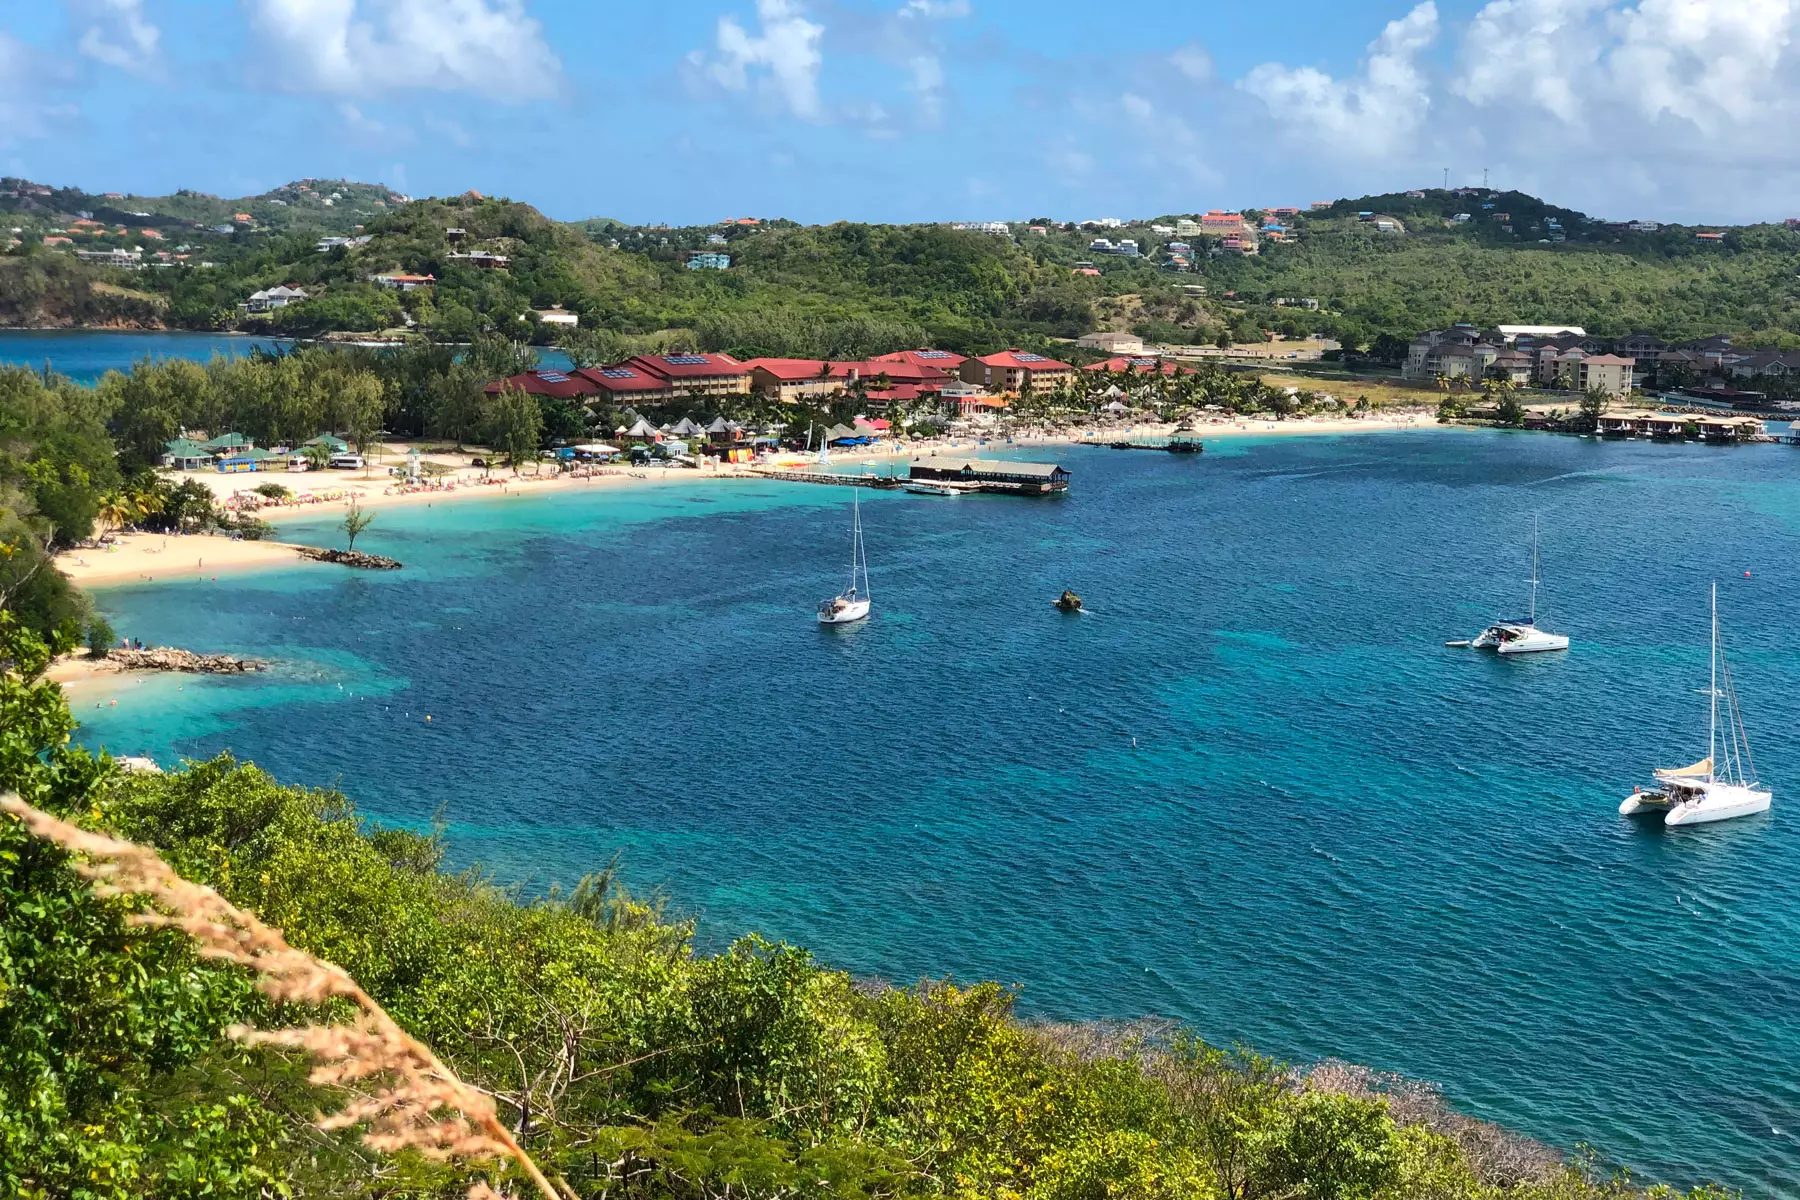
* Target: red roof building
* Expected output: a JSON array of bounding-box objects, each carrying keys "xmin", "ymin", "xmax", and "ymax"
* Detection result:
[
  {"xmin": 744, "ymin": 357, "xmax": 955, "ymax": 403},
  {"xmin": 482, "ymin": 369, "xmax": 600, "ymax": 400},
  {"xmin": 1083, "ymin": 356, "xmax": 1190, "ymax": 376},
  {"xmin": 622, "ymin": 353, "xmax": 751, "ymax": 397},
  {"xmin": 570, "ymin": 365, "xmax": 678, "ymax": 403},
  {"xmin": 959, "ymin": 350, "xmax": 1075, "ymax": 393},
  {"xmin": 871, "ymin": 348, "xmax": 968, "ymax": 371}
]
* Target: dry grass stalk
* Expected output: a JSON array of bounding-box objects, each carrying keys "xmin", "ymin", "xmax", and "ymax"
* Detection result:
[{"xmin": 0, "ymin": 793, "xmax": 560, "ymax": 1200}]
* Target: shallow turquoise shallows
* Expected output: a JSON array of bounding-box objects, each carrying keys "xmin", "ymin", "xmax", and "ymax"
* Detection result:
[
  {"xmin": 75, "ymin": 432, "xmax": 1800, "ymax": 1191},
  {"xmin": 0, "ymin": 330, "xmax": 289, "ymax": 383},
  {"xmin": 0, "ymin": 329, "xmax": 573, "ymax": 384}
]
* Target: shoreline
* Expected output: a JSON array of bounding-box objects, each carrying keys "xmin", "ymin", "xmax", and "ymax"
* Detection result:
[{"xmin": 57, "ymin": 415, "xmax": 1442, "ymax": 588}]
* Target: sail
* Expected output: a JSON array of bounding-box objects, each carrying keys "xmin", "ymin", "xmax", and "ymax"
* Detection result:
[{"xmin": 1656, "ymin": 757, "xmax": 1713, "ymax": 778}]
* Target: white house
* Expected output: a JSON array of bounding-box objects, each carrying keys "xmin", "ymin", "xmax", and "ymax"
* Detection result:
[
  {"xmin": 535, "ymin": 307, "xmax": 579, "ymax": 327},
  {"xmin": 242, "ymin": 285, "xmax": 308, "ymax": 313}
]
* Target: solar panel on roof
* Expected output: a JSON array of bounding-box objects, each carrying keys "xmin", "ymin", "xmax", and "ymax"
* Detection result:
[
  {"xmin": 915, "ymin": 350, "xmax": 951, "ymax": 359},
  {"xmin": 664, "ymin": 354, "xmax": 711, "ymax": 366},
  {"xmin": 1014, "ymin": 353, "xmax": 1046, "ymax": 363},
  {"xmin": 537, "ymin": 371, "xmax": 569, "ymax": 383},
  {"xmin": 601, "ymin": 368, "xmax": 637, "ymax": 379}
]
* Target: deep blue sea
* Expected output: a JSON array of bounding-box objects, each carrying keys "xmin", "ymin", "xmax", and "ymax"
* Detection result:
[
  {"xmin": 72, "ymin": 431, "xmax": 1800, "ymax": 1191},
  {"xmin": 0, "ymin": 329, "xmax": 570, "ymax": 384}
]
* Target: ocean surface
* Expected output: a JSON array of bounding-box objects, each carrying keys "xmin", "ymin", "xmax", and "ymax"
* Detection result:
[
  {"xmin": 0, "ymin": 329, "xmax": 570, "ymax": 384},
  {"xmin": 72, "ymin": 431, "xmax": 1800, "ymax": 1191}
]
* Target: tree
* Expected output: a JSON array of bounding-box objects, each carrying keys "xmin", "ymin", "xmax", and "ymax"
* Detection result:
[
  {"xmin": 488, "ymin": 386, "xmax": 544, "ymax": 473},
  {"xmin": 1578, "ymin": 384, "xmax": 1611, "ymax": 432},
  {"xmin": 1496, "ymin": 390, "xmax": 1526, "ymax": 427},
  {"xmin": 302, "ymin": 442, "xmax": 333, "ymax": 471},
  {"xmin": 340, "ymin": 496, "xmax": 375, "ymax": 551}
]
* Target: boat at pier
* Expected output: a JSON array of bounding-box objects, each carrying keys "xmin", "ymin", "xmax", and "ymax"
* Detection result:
[
  {"xmin": 1621, "ymin": 584, "xmax": 1770, "ymax": 826},
  {"xmin": 817, "ymin": 490, "xmax": 872, "ymax": 625},
  {"xmin": 903, "ymin": 480, "xmax": 972, "ymax": 496}
]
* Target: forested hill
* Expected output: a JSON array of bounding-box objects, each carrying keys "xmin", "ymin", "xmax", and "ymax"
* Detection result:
[{"xmin": 6, "ymin": 180, "xmax": 1800, "ymax": 353}]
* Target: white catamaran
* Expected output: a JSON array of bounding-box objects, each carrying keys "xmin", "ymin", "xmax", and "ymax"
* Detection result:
[
  {"xmin": 817, "ymin": 489, "xmax": 872, "ymax": 625},
  {"xmin": 1621, "ymin": 584, "xmax": 1770, "ymax": 826},
  {"xmin": 1464, "ymin": 517, "xmax": 1570, "ymax": 654}
]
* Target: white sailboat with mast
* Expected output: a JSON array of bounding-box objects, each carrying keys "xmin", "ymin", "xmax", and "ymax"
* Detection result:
[
  {"xmin": 1621, "ymin": 584, "xmax": 1770, "ymax": 826},
  {"xmin": 817, "ymin": 489, "xmax": 872, "ymax": 625},
  {"xmin": 1464, "ymin": 516, "xmax": 1570, "ymax": 654}
]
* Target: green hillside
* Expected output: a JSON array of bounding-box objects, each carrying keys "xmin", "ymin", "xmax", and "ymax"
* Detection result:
[{"xmin": 7, "ymin": 181, "xmax": 1800, "ymax": 353}]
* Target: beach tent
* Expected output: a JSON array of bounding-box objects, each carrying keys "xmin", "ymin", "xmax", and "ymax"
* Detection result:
[
  {"xmin": 571, "ymin": 443, "xmax": 619, "ymax": 455},
  {"xmin": 670, "ymin": 417, "xmax": 705, "ymax": 437},
  {"xmin": 623, "ymin": 418, "xmax": 660, "ymax": 441}
]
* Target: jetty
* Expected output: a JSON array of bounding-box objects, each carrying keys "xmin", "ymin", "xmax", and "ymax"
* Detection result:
[
  {"xmin": 754, "ymin": 468, "xmax": 902, "ymax": 489},
  {"xmin": 1079, "ymin": 437, "xmax": 1204, "ymax": 453}
]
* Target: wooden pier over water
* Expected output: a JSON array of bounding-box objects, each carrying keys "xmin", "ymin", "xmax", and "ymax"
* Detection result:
[
  {"xmin": 753, "ymin": 468, "xmax": 902, "ymax": 489},
  {"xmin": 1077, "ymin": 437, "xmax": 1205, "ymax": 454}
]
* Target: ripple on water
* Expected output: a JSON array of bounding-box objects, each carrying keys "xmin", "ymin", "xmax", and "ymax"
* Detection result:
[{"xmin": 75, "ymin": 433, "xmax": 1800, "ymax": 1191}]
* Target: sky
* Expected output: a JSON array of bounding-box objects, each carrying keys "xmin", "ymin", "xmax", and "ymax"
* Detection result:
[{"xmin": 2, "ymin": 0, "xmax": 1798, "ymax": 227}]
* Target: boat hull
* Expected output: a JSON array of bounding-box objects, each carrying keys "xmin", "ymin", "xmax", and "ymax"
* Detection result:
[
  {"xmin": 818, "ymin": 598, "xmax": 871, "ymax": 625},
  {"xmin": 1620, "ymin": 786, "xmax": 1770, "ymax": 824},
  {"xmin": 1496, "ymin": 632, "xmax": 1570, "ymax": 654}
]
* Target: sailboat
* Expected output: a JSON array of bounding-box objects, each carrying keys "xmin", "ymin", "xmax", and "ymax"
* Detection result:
[
  {"xmin": 1466, "ymin": 516, "xmax": 1570, "ymax": 654},
  {"xmin": 817, "ymin": 489, "xmax": 871, "ymax": 625},
  {"xmin": 1621, "ymin": 584, "xmax": 1770, "ymax": 826}
]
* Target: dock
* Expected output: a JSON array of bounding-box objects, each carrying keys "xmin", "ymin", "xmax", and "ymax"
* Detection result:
[
  {"xmin": 1078, "ymin": 437, "xmax": 1204, "ymax": 453},
  {"xmin": 754, "ymin": 468, "xmax": 902, "ymax": 489}
]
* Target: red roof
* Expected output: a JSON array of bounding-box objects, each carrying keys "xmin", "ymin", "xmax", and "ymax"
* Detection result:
[
  {"xmin": 1084, "ymin": 356, "xmax": 1189, "ymax": 376},
  {"xmin": 1074, "ymin": 267, "xmax": 1101, "ymax": 276},
  {"xmin": 872, "ymin": 348, "xmax": 967, "ymax": 369},
  {"xmin": 857, "ymin": 360, "xmax": 952, "ymax": 385},
  {"xmin": 743, "ymin": 358, "xmax": 851, "ymax": 382},
  {"xmin": 571, "ymin": 366, "xmax": 678, "ymax": 395},
  {"xmin": 975, "ymin": 350, "xmax": 1073, "ymax": 371},
  {"xmin": 626, "ymin": 352, "xmax": 747, "ymax": 380},
  {"xmin": 482, "ymin": 370, "xmax": 599, "ymax": 399}
]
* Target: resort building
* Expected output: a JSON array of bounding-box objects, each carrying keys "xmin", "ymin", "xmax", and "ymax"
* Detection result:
[
  {"xmin": 620, "ymin": 353, "xmax": 751, "ymax": 398},
  {"xmin": 483, "ymin": 369, "xmax": 601, "ymax": 401},
  {"xmin": 959, "ymin": 350, "xmax": 1075, "ymax": 393},
  {"xmin": 872, "ymin": 348, "xmax": 969, "ymax": 371},
  {"xmin": 1084, "ymin": 356, "xmax": 1190, "ymax": 377},
  {"xmin": 744, "ymin": 357, "xmax": 957, "ymax": 404},
  {"xmin": 242, "ymin": 285, "xmax": 308, "ymax": 313},
  {"xmin": 1075, "ymin": 332, "xmax": 1145, "ymax": 354},
  {"xmin": 372, "ymin": 272, "xmax": 435, "ymax": 291},
  {"xmin": 570, "ymin": 365, "xmax": 677, "ymax": 405},
  {"xmin": 534, "ymin": 307, "xmax": 579, "ymax": 327}
]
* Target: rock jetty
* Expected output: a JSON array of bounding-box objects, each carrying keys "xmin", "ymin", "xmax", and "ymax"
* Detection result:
[
  {"xmin": 104, "ymin": 648, "xmax": 268, "ymax": 674},
  {"xmin": 296, "ymin": 547, "xmax": 403, "ymax": 570}
]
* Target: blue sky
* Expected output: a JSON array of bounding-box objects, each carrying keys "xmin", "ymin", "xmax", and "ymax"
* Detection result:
[{"xmin": 3, "ymin": 0, "xmax": 1797, "ymax": 226}]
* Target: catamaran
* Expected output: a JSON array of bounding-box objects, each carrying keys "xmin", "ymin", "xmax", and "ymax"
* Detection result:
[
  {"xmin": 817, "ymin": 489, "xmax": 872, "ymax": 625},
  {"xmin": 1462, "ymin": 517, "xmax": 1570, "ymax": 654},
  {"xmin": 1621, "ymin": 584, "xmax": 1770, "ymax": 826}
]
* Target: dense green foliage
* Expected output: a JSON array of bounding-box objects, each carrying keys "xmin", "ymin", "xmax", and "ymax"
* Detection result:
[
  {"xmin": 0, "ymin": 616, "xmax": 1740, "ymax": 1199},
  {"xmin": 12, "ymin": 181, "xmax": 1800, "ymax": 354}
]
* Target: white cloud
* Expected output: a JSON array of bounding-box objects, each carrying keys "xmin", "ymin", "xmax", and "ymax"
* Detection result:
[
  {"xmin": 1240, "ymin": 2, "xmax": 1439, "ymax": 155},
  {"xmin": 246, "ymin": 0, "xmax": 561, "ymax": 101},
  {"xmin": 898, "ymin": 0, "xmax": 971, "ymax": 18},
  {"xmin": 701, "ymin": 0, "xmax": 826, "ymax": 120},
  {"xmin": 73, "ymin": 0, "xmax": 161, "ymax": 72},
  {"xmin": 1170, "ymin": 44, "xmax": 1214, "ymax": 83},
  {"xmin": 0, "ymin": 34, "xmax": 78, "ymax": 146}
]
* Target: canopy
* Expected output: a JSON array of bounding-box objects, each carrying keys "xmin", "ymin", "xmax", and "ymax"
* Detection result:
[
  {"xmin": 670, "ymin": 417, "xmax": 705, "ymax": 436},
  {"xmin": 1657, "ymin": 757, "xmax": 1713, "ymax": 779},
  {"xmin": 571, "ymin": 443, "xmax": 619, "ymax": 453},
  {"xmin": 624, "ymin": 418, "xmax": 660, "ymax": 438},
  {"xmin": 705, "ymin": 416, "xmax": 735, "ymax": 433}
]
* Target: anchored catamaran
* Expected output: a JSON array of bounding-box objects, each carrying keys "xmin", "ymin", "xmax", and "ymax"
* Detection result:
[
  {"xmin": 817, "ymin": 489, "xmax": 872, "ymax": 625},
  {"xmin": 1465, "ymin": 516, "xmax": 1570, "ymax": 654},
  {"xmin": 1621, "ymin": 584, "xmax": 1770, "ymax": 826}
]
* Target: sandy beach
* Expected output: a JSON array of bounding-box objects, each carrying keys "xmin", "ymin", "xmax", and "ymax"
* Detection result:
[{"xmin": 54, "ymin": 415, "xmax": 1438, "ymax": 586}]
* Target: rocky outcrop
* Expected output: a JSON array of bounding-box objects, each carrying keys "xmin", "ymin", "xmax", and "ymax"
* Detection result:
[
  {"xmin": 296, "ymin": 547, "xmax": 403, "ymax": 570},
  {"xmin": 104, "ymin": 648, "xmax": 268, "ymax": 674}
]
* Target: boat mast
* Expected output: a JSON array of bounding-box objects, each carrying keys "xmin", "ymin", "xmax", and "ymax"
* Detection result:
[
  {"xmin": 1709, "ymin": 582, "xmax": 1718, "ymax": 783},
  {"xmin": 1529, "ymin": 514, "xmax": 1541, "ymax": 625}
]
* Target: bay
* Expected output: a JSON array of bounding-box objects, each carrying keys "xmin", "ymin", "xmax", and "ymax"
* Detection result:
[
  {"xmin": 72, "ymin": 430, "xmax": 1800, "ymax": 1191},
  {"xmin": 0, "ymin": 329, "xmax": 570, "ymax": 384}
]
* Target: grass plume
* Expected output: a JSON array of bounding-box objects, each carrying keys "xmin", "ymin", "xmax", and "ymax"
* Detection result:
[{"xmin": 0, "ymin": 792, "xmax": 559, "ymax": 1200}]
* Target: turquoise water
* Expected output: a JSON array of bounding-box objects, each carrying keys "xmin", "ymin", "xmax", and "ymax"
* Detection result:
[
  {"xmin": 73, "ymin": 432, "xmax": 1800, "ymax": 1191},
  {"xmin": 0, "ymin": 330, "xmax": 569, "ymax": 384},
  {"xmin": 0, "ymin": 330, "xmax": 288, "ymax": 384}
]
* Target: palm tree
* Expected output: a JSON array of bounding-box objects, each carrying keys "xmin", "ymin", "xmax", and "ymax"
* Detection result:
[
  {"xmin": 302, "ymin": 442, "xmax": 333, "ymax": 471},
  {"xmin": 97, "ymin": 493, "xmax": 137, "ymax": 536}
]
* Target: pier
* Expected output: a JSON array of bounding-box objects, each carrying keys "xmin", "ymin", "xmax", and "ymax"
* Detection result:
[
  {"xmin": 1078, "ymin": 437, "xmax": 1204, "ymax": 453},
  {"xmin": 754, "ymin": 468, "xmax": 902, "ymax": 489}
]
